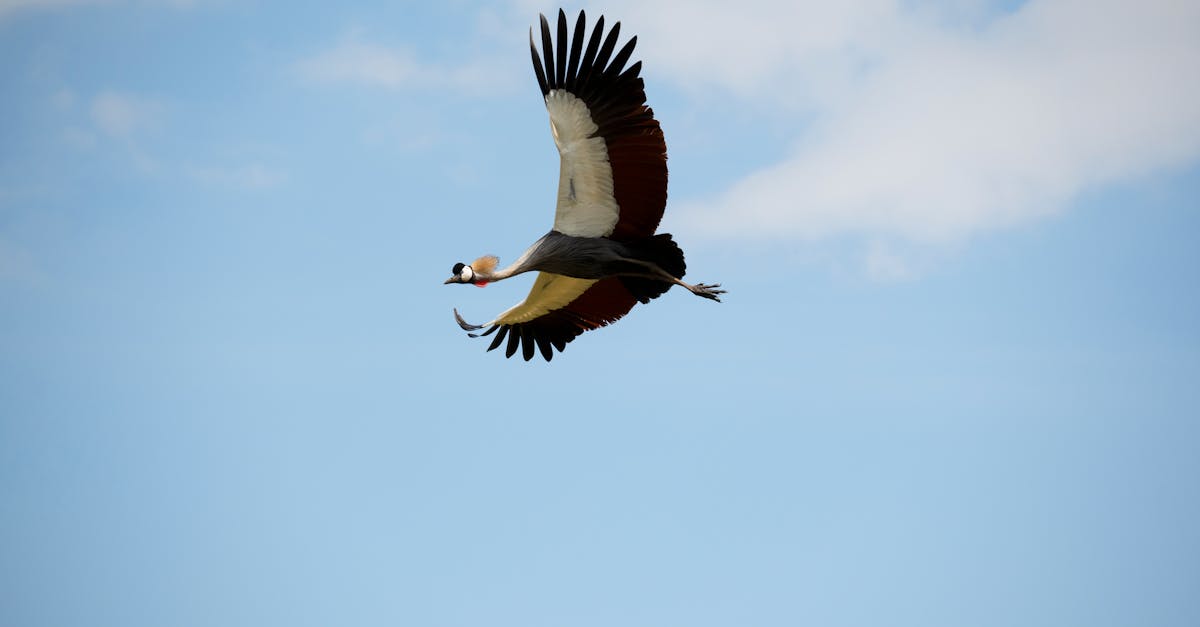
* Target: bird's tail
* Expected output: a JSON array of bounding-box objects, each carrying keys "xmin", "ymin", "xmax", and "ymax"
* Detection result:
[{"xmin": 621, "ymin": 233, "xmax": 686, "ymax": 304}]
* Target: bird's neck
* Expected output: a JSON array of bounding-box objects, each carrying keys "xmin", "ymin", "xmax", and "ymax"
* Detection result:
[
  {"xmin": 485, "ymin": 264, "xmax": 522, "ymax": 282},
  {"xmin": 485, "ymin": 238, "xmax": 545, "ymax": 282}
]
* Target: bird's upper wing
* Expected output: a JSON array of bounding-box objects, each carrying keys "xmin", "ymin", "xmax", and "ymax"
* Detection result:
[
  {"xmin": 531, "ymin": 10, "xmax": 668, "ymax": 241},
  {"xmin": 467, "ymin": 273, "xmax": 637, "ymax": 362}
]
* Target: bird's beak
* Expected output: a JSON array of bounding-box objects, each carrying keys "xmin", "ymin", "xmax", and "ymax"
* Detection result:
[{"xmin": 443, "ymin": 277, "xmax": 458, "ymax": 285}]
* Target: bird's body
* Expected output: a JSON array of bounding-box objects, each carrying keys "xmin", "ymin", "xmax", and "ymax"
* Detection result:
[{"xmin": 446, "ymin": 9, "xmax": 723, "ymax": 361}]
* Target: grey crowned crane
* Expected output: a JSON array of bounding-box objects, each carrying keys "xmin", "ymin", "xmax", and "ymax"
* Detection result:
[{"xmin": 446, "ymin": 9, "xmax": 723, "ymax": 361}]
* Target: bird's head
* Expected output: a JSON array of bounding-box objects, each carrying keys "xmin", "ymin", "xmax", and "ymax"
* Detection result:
[{"xmin": 444, "ymin": 255, "xmax": 498, "ymax": 287}]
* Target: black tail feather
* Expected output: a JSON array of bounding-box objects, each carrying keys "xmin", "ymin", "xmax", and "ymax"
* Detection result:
[{"xmin": 620, "ymin": 233, "xmax": 685, "ymax": 304}]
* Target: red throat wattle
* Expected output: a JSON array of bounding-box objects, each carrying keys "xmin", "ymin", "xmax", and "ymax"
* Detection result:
[{"xmin": 474, "ymin": 281, "xmax": 488, "ymax": 288}]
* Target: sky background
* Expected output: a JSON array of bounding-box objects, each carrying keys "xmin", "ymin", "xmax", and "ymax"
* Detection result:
[{"xmin": 2, "ymin": 1, "xmax": 1198, "ymax": 626}]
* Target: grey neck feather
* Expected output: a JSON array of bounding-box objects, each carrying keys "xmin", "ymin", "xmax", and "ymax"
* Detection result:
[{"xmin": 488, "ymin": 231, "xmax": 634, "ymax": 282}]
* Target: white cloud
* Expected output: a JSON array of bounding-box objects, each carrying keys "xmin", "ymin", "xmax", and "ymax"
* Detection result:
[
  {"xmin": 90, "ymin": 90, "xmax": 161, "ymax": 138},
  {"xmin": 298, "ymin": 40, "xmax": 421, "ymax": 88},
  {"xmin": 524, "ymin": 1, "xmax": 1200, "ymax": 255},
  {"xmin": 296, "ymin": 34, "xmax": 516, "ymax": 95},
  {"xmin": 74, "ymin": 89, "xmax": 283, "ymax": 189}
]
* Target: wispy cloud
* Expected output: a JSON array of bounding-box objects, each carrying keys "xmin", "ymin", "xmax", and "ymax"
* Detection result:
[
  {"xmin": 0, "ymin": 0, "xmax": 200, "ymax": 19},
  {"xmin": 186, "ymin": 162, "xmax": 287, "ymax": 190},
  {"xmin": 59, "ymin": 88, "xmax": 285, "ymax": 190},
  {"xmin": 863, "ymin": 241, "xmax": 919, "ymax": 282},
  {"xmin": 551, "ymin": 0, "xmax": 1199, "ymax": 255},
  {"xmin": 0, "ymin": 0, "xmax": 102, "ymax": 19},
  {"xmin": 89, "ymin": 90, "xmax": 162, "ymax": 138},
  {"xmin": 298, "ymin": 40, "xmax": 422, "ymax": 88},
  {"xmin": 0, "ymin": 236, "xmax": 41, "ymax": 285},
  {"xmin": 296, "ymin": 32, "xmax": 516, "ymax": 95}
]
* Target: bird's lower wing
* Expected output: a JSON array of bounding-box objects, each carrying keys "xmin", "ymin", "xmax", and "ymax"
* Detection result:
[
  {"xmin": 465, "ymin": 273, "xmax": 637, "ymax": 361},
  {"xmin": 494, "ymin": 272, "xmax": 597, "ymax": 326}
]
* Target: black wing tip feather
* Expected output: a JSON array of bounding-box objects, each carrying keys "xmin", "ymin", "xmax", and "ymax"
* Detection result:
[
  {"xmin": 473, "ymin": 320, "xmax": 580, "ymax": 362},
  {"xmin": 539, "ymin": 13, "xmax": 555, "ymax": 95},
  {"xmin": 605, "ymin": 36, "xmax": 638, "ymax": 80},
  {"xmin": 486, "ymin": 326, "xmax": 508, "ymax": 352},
  {"xmin": 554, "ymin": 10, "xmax": 568, "ymax": 88},
  {"xmin": 460, "ymin": 313, "xmax": 563, "ymax": 362},
  {"xmin": 530, "ymin": 28, "xmax": 549, "ymax": 95},
  {"xmin": 564, "ymin": 10, "xmax": 585, "ymax": 89},
  {"xmin": 531, "ymin": 10, "xmax": 639, "ymax": 97}
]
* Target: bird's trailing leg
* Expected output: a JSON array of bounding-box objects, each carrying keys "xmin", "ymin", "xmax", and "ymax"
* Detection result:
[{"xmin": 621, "ymin": 259, "xmax": 725, "ymax": 302}]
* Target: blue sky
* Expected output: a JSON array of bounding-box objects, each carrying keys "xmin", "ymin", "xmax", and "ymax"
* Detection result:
[{"xmin": 2, "ymin": 1, "xmax": 1198, "ymax": 626}]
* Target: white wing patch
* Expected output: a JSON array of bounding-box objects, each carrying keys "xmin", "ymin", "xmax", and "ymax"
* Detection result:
[
  {"xmin": 545, "ymin": 90, "xmax": 619, "ymax": 237},
  {"xmin": 493, "ymin": 272, "xmax": 597, "ymax": 325}
]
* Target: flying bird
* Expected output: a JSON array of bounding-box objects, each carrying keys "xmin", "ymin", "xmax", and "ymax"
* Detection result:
[{"xmin": 446, "ymin": 9, "xmax": 723, "ymax": 361}]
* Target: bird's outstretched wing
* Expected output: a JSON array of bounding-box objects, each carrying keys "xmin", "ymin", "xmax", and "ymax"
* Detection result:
[
  {"xmin": 531, "ymin": 9, "xmax": 668, "ymax": 242},
  {"xmin": 456, "ymin": 273, "xmax": 636, "ymax": 362}
]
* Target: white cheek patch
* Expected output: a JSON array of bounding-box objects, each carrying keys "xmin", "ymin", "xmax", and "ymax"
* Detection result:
[{"xmin": 460, "ymin": 266, "xmax": 474, "ymax": 282}]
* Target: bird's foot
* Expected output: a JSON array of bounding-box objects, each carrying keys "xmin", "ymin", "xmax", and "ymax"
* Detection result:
[{"xmin": 689, "ymin": 283, "xmax": 725, "ymax": 302}]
